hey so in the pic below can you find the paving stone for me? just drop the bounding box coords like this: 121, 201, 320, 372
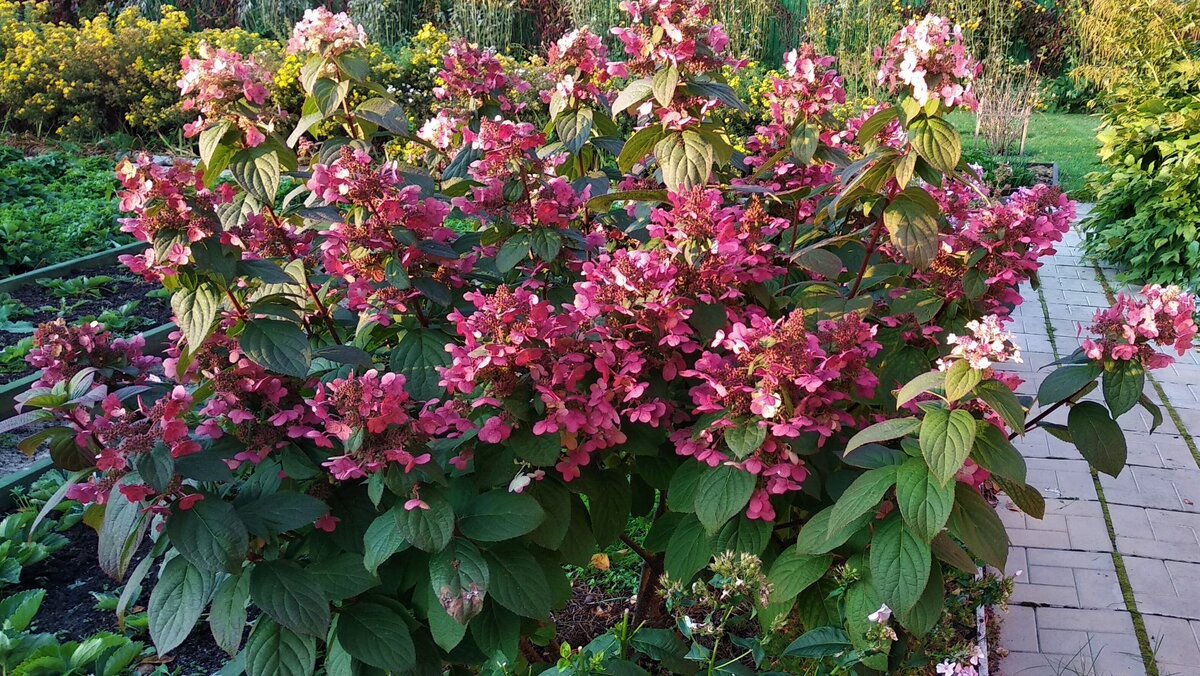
1142, 615, 1200, 668
995, 223, 1200, 674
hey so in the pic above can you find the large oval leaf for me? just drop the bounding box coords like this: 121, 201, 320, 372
249, 560, 330, 637
165, 497, 249, 574
148, 556, 215, 655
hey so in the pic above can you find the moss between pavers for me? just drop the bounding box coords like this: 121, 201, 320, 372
1035, 281, 1161, 676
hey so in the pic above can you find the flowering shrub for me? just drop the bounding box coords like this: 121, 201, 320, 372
4, 5, 1196, 675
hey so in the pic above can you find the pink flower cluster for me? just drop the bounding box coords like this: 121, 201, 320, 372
454, 118, 590, 233
908, 184, 1074, 317
66, 385, 200, 508
938, 315, 1023, 371
1083, 285, 1198, 369
542, 28, 616, 107
115, 155, 231, 281
306, 147, 459, 321
25, 320, 159, 389
739, 47, 847, 218
875, 15, 980, 110
286, 8, 367, 57
301, 370, 466, 481
674, 311, 881, 520
611, 0, 732, 77
177, 42, 272, 146
435, 41, 530, 114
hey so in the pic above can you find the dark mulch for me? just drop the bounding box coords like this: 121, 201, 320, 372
11, 525, 232, 676
0, 261, 172, 384
551, 585, 634, 650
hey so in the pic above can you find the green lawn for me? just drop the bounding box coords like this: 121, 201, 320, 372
947, 112, 1103, 199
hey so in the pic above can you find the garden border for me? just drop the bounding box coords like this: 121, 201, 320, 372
1, 244, 175, 502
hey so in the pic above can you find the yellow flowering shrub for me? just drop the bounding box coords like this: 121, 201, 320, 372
0, 1, 280, 138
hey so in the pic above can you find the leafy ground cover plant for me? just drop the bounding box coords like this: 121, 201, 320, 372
2, 7, 1197, 676
0, 148, 124, 276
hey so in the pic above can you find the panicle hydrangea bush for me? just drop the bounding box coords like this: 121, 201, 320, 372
4, 3, 1196, 674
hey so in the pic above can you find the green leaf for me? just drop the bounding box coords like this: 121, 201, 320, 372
430, 539, 490, 624
209, 573, 250, 655
693, 465, 756, 533
844, 417, 921, 454
426, 583, 467, 651
364, 509, 409, 575
389, 328, 453, 401
355, 97, 407, 134
395, 489, 455, 552
1068, 401, 1128, 477
976, 379, 1026, 434
0, 589, 44, 631
932, 532, 978, 575
768, 547, 833, 604
667, 461, 705, 513
230, 146, 281, 204
665, 514, 713, 580
99, 478, 149, 580
919, 407, 977, 485
654, 130, 713, 193
483, 543, 552, 618
236, 492, 328, 538
1038, 364, 1101, 406
898, 564, 943, 637
651, 66, 678, 106
845, 575, 889, 670
870, 515, 930, 614
1103, 360, 1145, 418
556, 107, 593, 155
312, 78, 350, 117
949, 484, 1008, 569
895, 457, 954, 541
943, 360, 982, 402
884, 192, 941, 268
249, 560, 330, 637
682, 80, 747, 111
245, 617, 316, 676
796, 506, 872, 555
790, 123, 820, 165
971, 422, 1027, 483
136, 442, 175, 494
828, 466, 897, 534
581, 472, 631, 548
457, 490, 544, 542
528, 480, 571, 549
617, 126, 666, 173
896, 371, 945, 407
166, 497, 249, 574
794, 248, 844, 279
148, 556, 214, 655
909, 117, 961, 174
240, 319, 311, 378
713, 516, 772, 556
725, 420, 766, 459
172, 282, 221, 354
496, 232, 531, 272
994, 476, 1046, 519
308, 553, 378, 602
471, 602, 520, 660
612, 78, 653, 113
855, 106, 898, 145
782, 626, 851, 658
337, 601, 416, 671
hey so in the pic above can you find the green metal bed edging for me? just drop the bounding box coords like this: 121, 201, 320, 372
0, 458, 52, 512
0, 241, 145, 294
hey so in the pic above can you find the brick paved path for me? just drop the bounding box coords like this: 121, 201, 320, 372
994, 209, 1200, 676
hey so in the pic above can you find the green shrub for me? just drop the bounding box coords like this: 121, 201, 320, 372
1080, 60, 1200, 290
